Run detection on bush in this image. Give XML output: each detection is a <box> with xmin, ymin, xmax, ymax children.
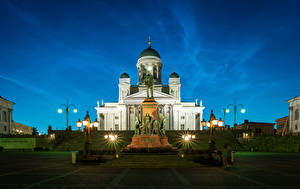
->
<box><xmin>0</xmin><ymin>146</ymin><xmax>3</xmax><ymax>152</ymax></box>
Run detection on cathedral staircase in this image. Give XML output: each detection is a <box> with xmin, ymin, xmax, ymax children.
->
<box><xmin>100</xmin><ymin>153</ymin><xmax>204</xmax><ymax>168</ymax></box>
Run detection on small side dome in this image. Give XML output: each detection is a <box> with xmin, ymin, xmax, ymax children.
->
<box><xmin>170</xmin><ymin>71</ymin><xmax>179</xmax><ymax>78</ymax></box>
<box><xmin>120</xmin><ymin>72</ymin><xmax>130</xmax><ymax>78</ymax></box>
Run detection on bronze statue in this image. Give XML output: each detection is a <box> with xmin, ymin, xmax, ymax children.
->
<box><xmin>134</xmin><ymin>117</ymin><xmax>140</xmax><ymax>136</ymax></box>
<box><xmin>143</xmin><ymin>71</ymin><xmax>154</xmax><ymax>98</ymax></box>
<box><xmin>148</xmin><ymin>115</ymin><xmax>154</xmax><ymax>135</ymax></box>
<box><xmin>144</xmin><ymin>113</ymin><xmax>151</xmax><ymax>135</ymax></box>
<box><xmin>152</xmin><ymin>120</ymin><xmax>160</xmax><ymax>135</ymax></box>
<box><xmin>159</xmin><ymin>114</ymin><xmax>166</xmax><ymax>136</ymax></box>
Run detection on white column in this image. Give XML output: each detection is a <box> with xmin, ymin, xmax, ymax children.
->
<box><xmin>105</xmin><ymin>113</ymin><xmax>108</xmax><ymax>130</ymax></box>
<box><xmin>200</xmin><ymin>111</ymin><xmax>203</xmax><ymax>130</ymax></box>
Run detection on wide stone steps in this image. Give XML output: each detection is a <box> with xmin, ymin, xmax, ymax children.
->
<box><xmin>100</xmin><ymin>154</ymin><xmax>204</xmax><ymax>168</ymax></box>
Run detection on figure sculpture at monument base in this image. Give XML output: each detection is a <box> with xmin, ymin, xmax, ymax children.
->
<box><xmin>127</xmin><ymin>96</ymin><xmax>172</xmax><ymax>149</ymax></box>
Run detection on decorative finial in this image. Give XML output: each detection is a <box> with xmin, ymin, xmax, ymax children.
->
<box><xmin>195</xmin><ymin>98</ymin><xmax>198</xmax><ymax>105</ymax></box>
<box><xmin>200</xmin><ymin>100</ymin><xmax>203</xmax><ymax>106</ymax></box>
<box><xmin>124</xmin><ymin>67</ymin><xmax>126</xmax><ymax>73</ymax></box>
<box><xmin>173</xmin><ymin>67</ymin><xmax>175</xmax><ymax>73</ymax></box>
<box><xmin>102</xmin><ymin>99</ymin><xmax>104</xmax><ymax>106</ymax></box>
<box><xmin>148</xmin><ymin>36</ymin><xmax>151</xmax><ymax>47</ymax></box>
<box><xmin>97</xmin><ymin>100</ymin><xmax>100</xmax><ymax>107</ymax></box>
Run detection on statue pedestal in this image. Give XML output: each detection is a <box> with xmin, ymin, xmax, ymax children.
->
<box><xmin>127</xmin><ymin>135</ymin><xmax>172</xmax><ymax>149</ymax></box>
<box><xmin>127</xmin><ymin>97</ymin><xmax>172</xmax><ymax>150</ymax></box>
<box><xmin>141</xmin><ymin>98</ymin><xmax>158</xmax><ymax>122</ymax></box>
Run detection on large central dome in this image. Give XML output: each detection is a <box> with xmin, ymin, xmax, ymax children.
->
<box><xmin>139</xmin><ymin>46</ymin><xmax>160</xmax><ymax>58</ymax></box>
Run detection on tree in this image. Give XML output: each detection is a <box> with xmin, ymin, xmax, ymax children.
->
<box><xmin>32</xmin><ymin>127</ymin><xmax>38</xmax><ymax>136</ymax></box>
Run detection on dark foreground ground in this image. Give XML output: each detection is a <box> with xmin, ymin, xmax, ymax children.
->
<box><xmin>0</xmin><ymin>152</ymin><xmax>300</xmax><ymax>189</ymax></box>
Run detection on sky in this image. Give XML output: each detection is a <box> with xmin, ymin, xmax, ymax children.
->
<box><xmin>1</xmin><ymin>0</ymin><xmax>300</xmax><ymax>133</ymax></box>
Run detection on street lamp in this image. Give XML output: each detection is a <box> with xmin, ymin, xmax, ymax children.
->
<box><xmin>225</xmin><ymin>97</ymin><xmax>246</xmax><ymax>126</ymax></box>
<box><xmin>57</xmin><ymin>97</ymin><xmax>77</xmax><ymax>130</ymax></box>
<box><xmin>201</xmin><ymin>110</ymin><xmax>224</xmax><ymax>151</ymax></box>
<box><xmin>76</xmin><ymin>111</ymin><xmax>99</xmax><ymax>158</ymax></box>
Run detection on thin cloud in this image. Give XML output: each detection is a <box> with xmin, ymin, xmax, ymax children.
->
<box><xmin>0</xmin><ymin>75</ymin><xmax>49</xmax><ymax>97</ymax></box>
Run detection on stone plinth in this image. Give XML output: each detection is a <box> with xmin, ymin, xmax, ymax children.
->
<box><xmin>141</xmin><ymin>98</ymin><xmax>158</xmax><ymax>122</ymax></box>
<box><xmin>127</xmin><ymin>135</ymin><xmax>172</xmax><ymax>149</ymax></box>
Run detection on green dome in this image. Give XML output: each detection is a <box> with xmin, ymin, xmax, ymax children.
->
<box><xmin>120</xmin><ymin>72</ymin><xmax>130</xmax><ymax>78</ymax></box>
<box><xmin>139</xmin><ymin>46</ymin><xmax>160</xmax><ymax>58</ymax></box>
<box><xmin>170</xmin><ymin>72</ymin><xmax>179</xmax><ymax>78</ymax></box>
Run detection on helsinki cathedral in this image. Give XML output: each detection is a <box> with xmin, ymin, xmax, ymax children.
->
<box><xmin>95</xmin><ymin>38</ymin><xmax>205</xmax><ymax>131</ymax></box>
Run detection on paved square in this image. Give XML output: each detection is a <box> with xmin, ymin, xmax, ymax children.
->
<box><xmin>0</xmin><ymin>152</ymin><xmax>299</xmax><ymax>189</ymax></box>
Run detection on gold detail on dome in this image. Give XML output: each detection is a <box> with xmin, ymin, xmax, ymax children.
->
<box><xmin>148</xmin><ymin>36</ymin><xmax>151</xmax><ymax>47</ymax></box>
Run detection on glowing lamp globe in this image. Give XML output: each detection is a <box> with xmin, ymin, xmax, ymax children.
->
<box><xmin>58</xmin><ymin>108</ymin><xmax>63</xmax><ymax>114</ymax></box>
<box><xmin>225</xmin><ymin>109</ymin><xmax>230</xmax><ymax>113</ymax></box>
<box><xmin>82</xmin><ymin>120</ymin><xmax>88</xmax><ymax>126</ymax></box>
<box><xmin>241</xmin><ymin>108</ymin><xmax>246</xmax><ymax>114</ymax></box>
<box><xmin>76</xmin><ymin>120</ymin><xmax>82</xmax><ymax>128</ymax></box>
<box><xmin>73</xmin><ymin>109</ymin><xmax>77</xmax><ymax>113</ymax></box>
<box><xmin>93</xmin><ymin>119</ymin><xmax>99</xmax><ymax>128</ymax></box>
<box><xmin>212</xmin><ymin>120</ymin><xmax>218</xmax><ymax>126</ymax></box>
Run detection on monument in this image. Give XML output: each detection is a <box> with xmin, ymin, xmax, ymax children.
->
<box><xmin>127</xmin><ymin>72</ymin><xmax>172</xmax><ymax>149</ymax></box>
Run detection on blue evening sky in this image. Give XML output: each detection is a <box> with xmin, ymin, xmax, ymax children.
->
<box><xmin>1</xmin><ymin>0</ymin><xmax>300</xmax><ymax>133</ymax></box>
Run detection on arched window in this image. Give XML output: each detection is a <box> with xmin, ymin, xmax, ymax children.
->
<box><xmin>295</xmin><ymin>109</ymin><xmax>299</xmax><ymax>120</ymax></box>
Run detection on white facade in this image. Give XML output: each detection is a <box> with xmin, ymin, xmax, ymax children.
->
<box><xmin>95</xmin><ymin>42</ymin><xmax>205</xmax><ymax>130</ymax></box>
<box><xmin>0</xmin><ymin>96</ymin><xmax>14</xmax><ymax>135</ymax></box>
<box><xmin>288</xmin><ymin>95</ymin><xmax>300</xmax><ymax>133</ymax></box>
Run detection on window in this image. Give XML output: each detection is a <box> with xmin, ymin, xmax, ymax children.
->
<box><xmin>3</xmin><ymin>111</ymin><xmax>7</xmax><ymax>122</ymax></box>
<box><xmin>255</xmin><ymin>128</ymin><xmax>261</xmax><ymax>133</ymax></box>
<box><xmin>115</xmin><ymin>116</ymin><xmax>119</xmax><ymax>120</ymax></box>
<box><xmin>181</xmin><ymin>116</ymin><xmax>185</xmax><ymax>119</ymax></box>
<box><xmin>295</xmin><ymin>124</ymin><xmax>298</xmax><ymax>130</ymax></box>
<box><xmin>4</xmin><ymin>126</ymin><xmax>7</xmax><ymax>132</ymax></box>
<box><xmin>180</xmin><ymin>124</ymin><xmax>185</xmax><ymax>130</ymax></box>
<box><xmin>278</xmin><ymin>124</ymin><xmax>283</xmax><ymax>129</ymax></box>
<box><xmin>295</xmin><ymin>109</ymin><xmax>299</xmax><ymax>120</ymax></box>
<box><xmin>115</xmin><ymin>124</ymin><xmax>119</xmax><ymax>130</ymax></box>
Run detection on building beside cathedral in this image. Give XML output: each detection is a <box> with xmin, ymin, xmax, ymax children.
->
<box><xmin>95</xmin><ymin>39</ymin><xmax>205</xmax><ymax>131</ymax></box>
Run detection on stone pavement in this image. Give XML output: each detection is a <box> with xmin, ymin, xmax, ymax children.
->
<box><xmin>0</xmin><ymin>152</ymin><xmax>300</xmax><ymax>189</ymax></box>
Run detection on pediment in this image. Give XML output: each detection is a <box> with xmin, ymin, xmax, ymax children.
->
<box><xmin>124</xmin><ymin>90</ymin><xmax>176</xmax><ymax>104</ymax></box>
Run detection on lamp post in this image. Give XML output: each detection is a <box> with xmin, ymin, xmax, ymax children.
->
<box><xmin>201</xmin><ymin>110</ymin><xmax>223</xmax><ymax>151</ymax></box>
<box><xmin>57</xmin><ymin>97</ymin><xmax>77</xmax><ymax>130</ymax></box>
<box><xmin>76</xmin><ymin>111</ymin><xmax>99</xmax><ymax>158</ymax></box>
<box><xmin>225</xmin><ymin>97</ymin><xmax>246</xmax><ymax>126</ymax></box>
